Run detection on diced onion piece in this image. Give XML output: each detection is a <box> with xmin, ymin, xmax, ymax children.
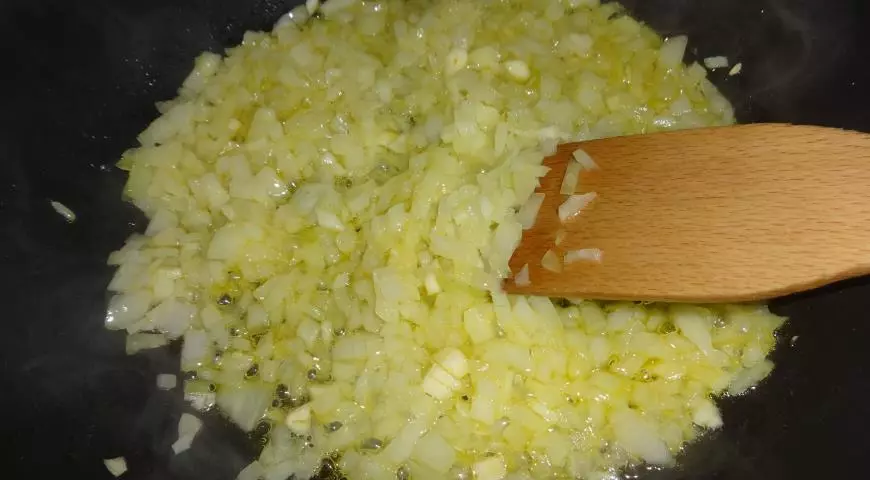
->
<box><xmin>672</xmin><ymin>306</ymin><xmax>714</xmax><ymax>355</ymax></box>
<box><xmin>181</xmin><ymin>329</ymin><xmax>210</xmax><ymax>370</ymax></box>
<box><xmin>692</xmin><ymin>399</ymin><xmax>723</xmax><ymax>429</ymax></box>
<box><xmin>571</xmin><ymin>148</ymin><xmax>599</xmax><ymax>171</ymax></box>
<box><xmin>305</xmin><ymin>0</ymin><xmax>320</xmax><ymax>15</ymax></box>
<box><xmin>728</xmin><ymin>359</ymin><xmax>774</xmax><ymax>395</ymax></box>
<box><xmin>216</xmin><ymin>384</ymin><xmax>272</xmax><ymax>431</ymax></box>
<box><xmin>105</xmin><ymin>291</ymin><xmax>152</xmax><ymax>330</ymax></box>
<box><xmin>424</xmin><ymin>272</ymin><xmax>441</xmax><ymax>295</ymax></box>
<box><xmin>463</xmin><ymin>307</ymin><xmax>496</xmax><ymax>343</ymax></box>
<box><xmin>125</xmin><ymin>332</ymin><xmax>167</xmax><ymax>354</ymax></box>
<box><xmin>382</xmin><ymin>418</ymin><xmax>429</xmax><ymax>463</ymax></box>
<box><xmin>504</xmin><ymin>60</ymin><xmax>531</xmax><ymax>81</ymax></box>
<box><xmin>703</xmin><ymin>56</ymin><xmax>729</xmax><ymax>69</ymax></box>
<box><xmin>422</xmin><ymin>364</ymin><xmax>461</xmax><ymax>400</ymax></box>
<box><xmin>184</xmin><ymin>383</ymin><xmax>217</xmax><ymax>412</ymax></box>
<box><xmin>558</xmin><ymin>192</ymin><xmax>597</xmax><ymax>223</ymax></box>
<box><xmin>320</xmin><ymin>0</ymin><xmax>355</xmax><ymax>16</ymax></box>
<box><xmin>474</xmin><ymin>454</ymin><xmax>507</xmax><ymax>480</ymax></box>
<box><xmin>292</xmin><ymin>3</ymin><xmax>311</xmax><ymax>21</ymax></box>
<box><xmin>436</xmin><ymin>348</ymin><xmax>470</xmax><ymax>378</ymax></box>
<box><xmin>316</xmin><ymin>209</ymin><xmax>345</xmax><ymax>231</ymax></box>
<box><xmin>157</xmin><ymin>373</ymin><xmax>178</xmax><ymax>390</ymax></box>
<box><xmin>612</xmin><ymin>409</ymin><xmax>673</xmax><ymax>465</ymax></box>
<box><xmin>285</xmin><ymin>403</ymin><xmax>313</xmax><ymax>435</ymax></box>
<box><xmin>103</xmin><ymin>457</ymin><xmax>127</xmax><ymax>477</ymax></box>
<box><xmin>50</xmin><ymin>200</ymin><xmax>76</xmax><ymax>222</ymax></box>
<box><xmin>516</xmin><ymin>193</ymin><xmax>545</xmax><ymax>230</ymax></box>
<box><xmin>659</xmin><ymin>35</ymin><xmax>688</xmax><ymax>69</ymax></box>
<box><xmin>729</xmin><ymin>62</ymin><xmax>743</xmax><ymax>76</ymax></box>
<box><xmin>514</xmin><ymin>264</ymin><xmax>530</xmax><ymax>286</ymax></box>
<box><xmin>554</xmin><ymin>229</ymin><xmax>567</xmax><ymax>246</ymax></box>
<box><xmin>560</xmin><ymin>160</ymin><xmax>582</xmax><ymax>195</ymax></box>
<box><xmin>172</xmin><ymin>413</ymin><xmax>203</xmax><ymax>454</ymax></box>
<box><xmin>565</xmin><ymin>248</ymin><xmax>602</xmax><ymax>264</ymax></box>
<box><xmin>412</xmin><ymin>432</ymin><xmax>456</xmax><ymax>473</ymax></box>
<box><xmin>446</xmin><ymin>48</ymin><xmax>469</xmax><ymax>75</ymax></box>
<box><xmin>179</xmin><ymin>413</ymin><xmax>203</xmax><ymax>436</ymax></box>
<box><xmin>541</xmin><ymin>249</ymin><xmax>563</xmax><ymax>273</ymax></box>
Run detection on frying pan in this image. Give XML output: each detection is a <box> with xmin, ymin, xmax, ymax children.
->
<box><xmin>2</xmin><ymin>0</ymin><xmax>870</xmax><ymax>478</ymax></box>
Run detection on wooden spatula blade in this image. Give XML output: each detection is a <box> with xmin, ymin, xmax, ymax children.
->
<box><xmin>505</xmin><ymin>124</ymin><xmax>870</xmax><ymax>302</ymax></box>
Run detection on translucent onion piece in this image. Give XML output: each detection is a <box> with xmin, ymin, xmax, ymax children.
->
<box><xmin>516</xmin><ymin>193</ymin><xmax>545</xmax><ymax>230</ymax></box>
<box><xmin>541</xmin><ymin>249</ymin><xmax>563</xmax><ymax>273</ymax></box>
<box><xmin>565</xmin><ymin>248</ymin><xmax>603</xmax><ymax>264</ymax></box>
<box><xmin>305</xmin><ymin>0</ymin><xmax>320</xmax><ymax>15</ymax></box>
<box><xmin>157</xmin><ymin>373</ymin><xmax>178</xmax><ymax>390</ymax></box>
<box><xmin>50</xmin><ymin>200</ymin><xmax>76</xmax><ymax>222</ymax></box>
<box><xmin>571</xmin><ymin>148</ymin><xmax>599</xmax><ymax>171</ymax></box>
<box><xmin>558</xmin><ymin>192</ymin><xmax>597</xmax><ymax>223</ymax></box>
<box><xmin>703</xmin><ymin>56</ymin><xmax>729</xmax><ymax>69</ymax></box>
<box><xmin>555</xmin><ymin>229</ymin><xmax>567</xmax><ymax>246</ymax></box>
<box><xmin>514</xmin><ymin>264</ymin><xmax>530</xmax><ymax>286</ymax></box>
<box><xmin>172</xmin><ymin>413</ymin><xmax>203</xmax><ymax>454</ymax></box>
<box><xmin>659</xmin><ymin>35</ymin><xmax>688</xmax><ymax>69</ymax></box>
<box><xmin>103</xmin><ymin>458</ymin><xmax>127</xmax><ymax>477</ymax></box>
<box><xmin>729</xmin><ymin>62</ymin><xmax>743</xmax><ymax>76</ymax></box>
<box><xmin>560</xmin><ymin>160</ymin><xmax>582</xmax><ymax>195</ymax></box>
<box><xmin>285</xmin><ymin>403</ymin><xmax>312</xmax><ymax>435</ymax></box>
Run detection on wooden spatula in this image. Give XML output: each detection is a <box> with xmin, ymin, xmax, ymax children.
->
<box><xmin>504</xmin><ymin>124</ymin><xmax>870</xmax><ymax>303</ymax></box>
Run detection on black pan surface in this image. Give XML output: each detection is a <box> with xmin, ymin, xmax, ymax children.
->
<box><xmin>2</xmin><ymin>0</ymin><xmax>870</xmax><ymax>479</ymax></box>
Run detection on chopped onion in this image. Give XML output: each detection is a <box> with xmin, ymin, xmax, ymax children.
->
<box><xmin>413</xmin><ymin>432</ymin><xmax>455</xmax><ymax>473</ymax></box>
<box><xmin>541</xmin><ymin>249</ymin><xmax>563</xmax><ymax>273</ymax></box>
<box><xmin>285</xmin><ymin>403</ymin><xmax>312</xmax><ymax>435</ymax></box>
<box><xmin>612</xmin><ymin>409</ymin><xmax>673</xmax><ymax>465</ymax></box>
<box><xmin>172</xmin><ymin>413</ymin><xmax>203</xmax><ymax>454</ymax></box>
<box><xmin>659</xmin><ymin>35</ymin><xmax>688</xmax><ymax>69</ymax></box>
<box><xmin>558</xmin><ymin>192</ymin><xmax>597</xmax><ymax>223</ymax></box>
<box><xmin>157</xmin><ymin>373</ymin><xmax>178</xmax><ymax>390</ymax></box>
<box><xmin>516</xmin><ymin>193</ymin><xmax>545</xmax><ymax>230</ymax></box>
<box><xmin>474</xmin><ymin>454</ymin><xmax>507</xmax><ymax>480</ymax></box>
<box><xmin>103</xmin><ymin>457</ymin><xmax>127</xmax><ymax>477</ymax></box>
<box><xmin>185</xmin><ymin>391</ymin><xmax>216</xmax><ymax>412</ymax></box>
<box><xmin>50</xmin><ymin>200</ymin><xmax>76</xmax><ymax>223</ymax></box>
<box><xmin>125</xmin><ymin>332</ymin><xmax>167</xmax><ymax>354</ymax></box>
<box><xmin>565</xmin><ymin>248</ymin><xmax>603</xmax><ymax>264</ymax></box>
<box><xmin>305</xmin><ymin>0</ymin><xmax>320</xmax><ymax>15</ymax></box>
<box><xmin>504</xmin><ymin>60</ymin><xmax>531</xmax><ymax>81</ymax></box>
<box><xmin>105</xmin><ymin>0</ymin><xmax>785</xmax><ymax>478</ymax></box>
<box><xmin>703</xmin><ymin>56</ymin><xmax>729</xmax><ymax>69</ymax></box>
<box><xmin>105</xmin><ymin>291</ymin><xmax>152</xmax><ymax>331</ymax></box>
<box><xmin>554</xmin><ymin>229</ymin><xmax>567</xmax><ymax>246</ymax></box>
<box><xmin>728</xmin><ymin>359</ymin><xmax>774</xmax><ymax>395</ymax></box>
<box><xmin>560</xmin><ymin>160</ymin><xmax>582</xmax><ymax>195</ymax></box>
<box><xmin>571</xmin><ymin>148</ymin><xmax>599</xmax><ymax>171</ymax></box>
<box><xmin>728</xmin><ymin>62</ymin><xmax>743</xmax><ymax>76</ymax></box>
<box><xmin>692</xmin><ymin>399</ymin><xmax>723</xmax><ymax>429</ymax></box>
<box><xmin>672</xmin><ymin>306</ymin><xmax>715</xmax><ymax>355</ymax></box>
<box><xmin>216</xmin><ymin>383</ymin><xmax>272</xmax><ymax>431</ymax></box>
<box><xmin>446</xmin><ymin>48</ymin><xmax>469</xmax><ymax>75</ymax></box>
<box><xmin>514</xmin><ymin>264</ymin><xmax>530</xmax><ymax>286</ymax></box>
<box><xmin>320</xmin><ymin>0</ymin><xmax>355</xmax><ymax>16</ymax></box>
